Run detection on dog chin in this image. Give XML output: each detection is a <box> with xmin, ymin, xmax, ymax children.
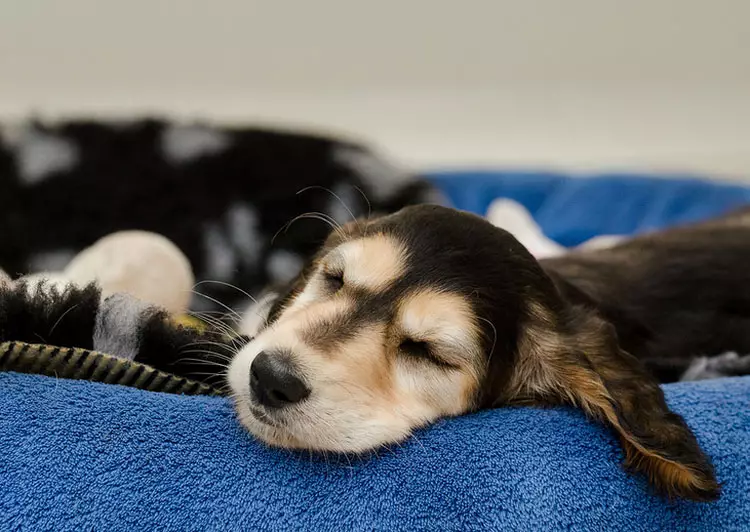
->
<box><xmin>232</xmin><ymin>397</ymin><xmax>306</xmax><ymax>449</ymax></box>
<box><xmin>232</xmin><ymin>396</ymin><xmax>414</xmax><ymax>454</ymax></box>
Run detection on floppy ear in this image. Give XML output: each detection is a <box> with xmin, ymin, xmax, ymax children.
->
<box><xmin>506</xmin><ymin>304</ymin><xmax>720</xmax><ymax>502</ymax></box>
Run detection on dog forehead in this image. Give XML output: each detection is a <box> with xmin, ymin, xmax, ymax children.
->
<box><xmin>333</xmin><ymin>234</ymin><xmax>408</xmax><ymax>290</ymax></box>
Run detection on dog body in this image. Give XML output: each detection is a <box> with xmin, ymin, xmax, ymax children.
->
<box><xmin>542</xmin><ymin>206</ymin><xmax>750</xmax><ymax>383</ymax></box>
<box><xmin>228</xmin><ymin>205</ymin><xmax>750</xmax><ymax>502</ymax></box>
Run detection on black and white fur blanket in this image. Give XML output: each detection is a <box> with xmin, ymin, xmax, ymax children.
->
<box><xmin>0</xmin><ymin>280</ymin><xmax>237</xmax><ymax>390</ymax></box>
<box><xmin>0</xmin><ymin>119</ymin><xmax>440</xmax><ymax>312</ymax></box>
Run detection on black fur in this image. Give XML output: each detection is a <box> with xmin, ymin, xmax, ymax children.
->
<box><xmin>0</xmin><ymin>281</ymin><xmax>100</xmax><ymax>350</ymax></box>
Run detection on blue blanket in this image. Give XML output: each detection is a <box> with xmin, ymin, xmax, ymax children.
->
<box><xmin>2</xmin><ymin>172</ymin><xmax>750</xmax><ymax>531</ymax></box>
<box><xmin>1</xmin><ymin>373</ymin><xmax>748</xmax><ymax>531</ymax></box>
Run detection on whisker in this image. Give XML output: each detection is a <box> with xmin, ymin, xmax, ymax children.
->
<box><xmin>352</xmin><ymin>185</ymin><xmax>372</xmax><ymax>222</ymax></box>
<box><xmin>409</xmin><ymin>434</ymin><xmax>428</xmax><ymax>454</ymax></box>
<box><xmin>176</xmin><ymin>356</ymin><xmax>230</xmax><ymax>370</ymax></box>
<box><xmin>272</xmin><ymin>211</ymin><xmax>344</xmax><ymax>245</ymax></box>
<box><xmin>477</xmin><ymin>316</ymin><xmax>498</xmax><ymax>369</ymax></box>
<box><xmin>175</xmin><ymin>351</ymin><xmax>230</xmax><ymax>363</ymax></box>
<box><xmin>183</xmin><ymin>313</ymin><xmax>249</xmax><ymax>354</ymax></box>
<box><xmin>180</xmin><ymin>339</ymin><xmax>239</xmax><ymax>354</ymax></box>
<box><xmin>297</xmin><ymin>185</ymin><xmax>359</xmax><ymax>226</ymax></box>
<box><xmin>352</xmin><ymin>184</ymin><xmax>372</xmax><ymax>238</ymax></box>
<box><xmin>189</xmin><ymin>290</ymin><xmax>242</xmax><ymax>320</ymax></box>
<box><xmin>178</xmin><ymin>350</ymin><xmax>234</xmax><ymax>364</ymax></box>
<box><xmin>178</xmin><ymin>349</ymin><xmax>233</xmax><ymax>361</ymax></box>
<box><xmin>194</xmin><ymin>279</ymin><xmax>259</xmax><ymax>305</ymax></box>
<box><xmin>216</xmin><ymin>385</ymin><xmax>232</xmax><ymax>395</ymax></box>
<box><xmin>184</xmin><ymin>319</ymin><xmax>238</xmax><ymax>346</ymax></box>
<box><xmin>48</xmin><ymin>303</ymin><xmax>80</xmax><ymax>336</ymax></box>
<box><xmin>176</xmin><ymin>358</ymin><xmax>230</xmax><ymax>370</ymax></box>
<box><xmin>187</xmin><ymin>371</ymin><xmax>232</xmax><ymax>379</ymax></box>
<box><xmin>298</xmin><ymin>212</ymin><xmax>343</xmax><ymax>232</ymax></box>
<box><xmin>187</xmin><ymin>311</ymin><xmax>237</xmax><ymax>335</ymax></box>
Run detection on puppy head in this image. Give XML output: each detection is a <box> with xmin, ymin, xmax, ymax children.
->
<box><xmin>228</xmin><ymin>205</ymin><xmax>718</xmax><ymax>501</ymax></box>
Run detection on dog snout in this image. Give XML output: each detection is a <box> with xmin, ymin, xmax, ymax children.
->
<box><xmin>250</xmin><ymin>350</ymin><xmax>310</xmax><ymax>409</ymax></box>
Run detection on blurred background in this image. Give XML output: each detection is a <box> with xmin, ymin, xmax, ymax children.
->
<box><xmin>2</xmin><ymin>0</ymin><xmax>749</xmax><ymax>180</ymax></box>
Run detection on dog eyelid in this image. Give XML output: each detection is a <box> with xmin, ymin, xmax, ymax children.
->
<box><xmin>399</xmin><ymin>338</ymin><xmax>459</xmax><ymax>369</ymax></box>
<box><xmin>321</xmin><ymin>269</ymin><xmax>345</xmax><ymax>292</ymax></box>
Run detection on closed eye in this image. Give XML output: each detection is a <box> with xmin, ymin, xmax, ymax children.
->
<box><xmin>322</xmin><ymin>270</ymin><xmax>344</xmax><ymax>293</ymax></box>
<box><xmin>399</xmin><ymin>338</ymin><xmax>430</xmax><ymax>358</ymax></box>
<box><xmin>399</xmin><ymin>339</ymin><xmax>458</xmax><ymax>369</ymax></box>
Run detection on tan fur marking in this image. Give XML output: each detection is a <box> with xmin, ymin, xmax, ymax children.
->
<box><xmin>232</xmin><ymin>277</ymin><xmax>484</xmax><ymax>453</ymax></box>
<box><xmin>503</xmin><ymin>303</ymin><xmax>568</xmax><ymax>402</ymax></box>
<box><xmin>561</xmin><ymin>372</ymin><xmax>715</xmax><ymax>498</ymax></box>
<box><xmin>398</xmin><ymin>291</ymin><xmax>478</xmax><ymax>350</ymax></box>
<box><xmin>621</xmin><ymin>441</ymin><xmax>718</xmax><ymax>498</ymax></box>
<box><xmin>274</xmin><ymin>295</ymin><xmax>354</xmax><ymax>339</ymax></box>
<box><xmin>336</xmin><ymin>234</ymin><xmax>407</xmax><ymax>291</ymax></box>
<box><xmin>571</xmin><ymin>377</ymin><xmax>718</xmax><ymax>498</ymax></box>
<box><xmin>326</xmin><ymin>324</ymin><xmax>393</xmax><ymax>394</ymax></box>
<box><xmin>397</xmin><ymin>289</ymin><xmax>484</xmax><ymax>408</ymax></box>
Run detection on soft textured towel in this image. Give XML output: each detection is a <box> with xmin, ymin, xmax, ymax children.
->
<box><xmin>0</xmin><ymin>372</ymin><xmax>748</xmax><ymax>531</ymax></box>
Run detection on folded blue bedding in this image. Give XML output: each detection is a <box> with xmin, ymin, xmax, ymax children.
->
<box><xmin>2</xmin><ymin>172</ymin><xmax>750</xmax><ymax>531</ymax></box>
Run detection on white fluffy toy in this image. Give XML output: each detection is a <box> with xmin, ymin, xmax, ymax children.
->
<box><xmin>5</xmin><ymin>231</ymin><xmax>194</xmax><ymax>316</ymax></box>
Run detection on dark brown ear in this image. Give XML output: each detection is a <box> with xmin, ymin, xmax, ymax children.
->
<box><xmin>506</xmin><ymin>304</ymin><xmax>721</xmax><ymax>502</ymax></box>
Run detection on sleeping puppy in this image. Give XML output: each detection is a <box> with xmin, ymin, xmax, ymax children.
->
<box><xmin>228</xmin><ymin>204</ymin><xmax>750</xmax><ymax>503</ymax></box>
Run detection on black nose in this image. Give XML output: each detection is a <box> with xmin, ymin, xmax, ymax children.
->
<box><xmin>250</xmin><ymin>350</ymin><xmax>310</xmax><ymax>408</ymax></box>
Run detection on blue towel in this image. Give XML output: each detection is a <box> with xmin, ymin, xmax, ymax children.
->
<box><xmin>0</xmin><ymin>373</ymin><xmax>748</xmax><ymax>531</ymax></box>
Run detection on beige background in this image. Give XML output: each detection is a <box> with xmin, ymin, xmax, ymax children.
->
<box><xmin>1</xmin><ymin>1</ymin><xmax>749</xmax><ymax>180</ymax></box>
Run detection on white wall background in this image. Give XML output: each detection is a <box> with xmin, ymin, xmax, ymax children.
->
<box><xmin>2</xmin><ymin>1</ymin><xmax>750</xmax><ymax>180</ymax></box>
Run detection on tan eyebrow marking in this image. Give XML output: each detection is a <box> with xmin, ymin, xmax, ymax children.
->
<box><xmin>335</xmin><ymin>234</ymin><xmax>408</xmax><ymax>291</ymax></box>
<box><xmin>397</xmin><ymin>289</ymin><xmax>480</xmax><ymax>361</ymax></box>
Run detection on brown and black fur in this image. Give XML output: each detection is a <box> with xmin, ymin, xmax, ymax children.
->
<box><xmin>542</xmin><ymin>206</ymin><xmax>750</xmax><ymax>382</ymax></box>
